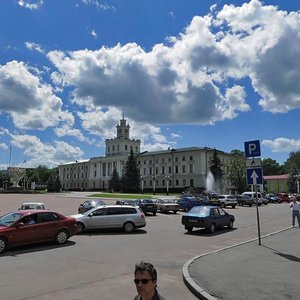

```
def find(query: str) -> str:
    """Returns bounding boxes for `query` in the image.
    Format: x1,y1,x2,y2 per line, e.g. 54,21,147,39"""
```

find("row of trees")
227,150,300,194
0,166,61,192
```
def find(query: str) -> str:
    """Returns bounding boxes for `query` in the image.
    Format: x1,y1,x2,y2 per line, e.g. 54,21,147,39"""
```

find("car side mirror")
16,222,25,228
88,213,93,217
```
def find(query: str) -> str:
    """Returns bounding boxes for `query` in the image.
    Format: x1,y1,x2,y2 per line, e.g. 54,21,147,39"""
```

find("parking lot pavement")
183,227,300,300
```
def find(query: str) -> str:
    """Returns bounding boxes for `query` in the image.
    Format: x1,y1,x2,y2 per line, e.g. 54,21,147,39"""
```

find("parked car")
115,200,139,206
265,194,282,203
217,195,238,208
236,195,254,207
177,196,204,212
18,202,46,210
135,199,157,215
277,192,290,203
78,200,106,214
181,205,235,233
155,199,179,214
242,192,268,206
70,205,146,234
0,210,76,254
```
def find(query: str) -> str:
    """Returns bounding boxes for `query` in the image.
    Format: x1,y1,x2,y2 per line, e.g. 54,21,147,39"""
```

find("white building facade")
58,117,234,193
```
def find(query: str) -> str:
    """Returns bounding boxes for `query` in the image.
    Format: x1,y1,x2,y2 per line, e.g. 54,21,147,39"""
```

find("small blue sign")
246,168,263,185
244,140,261,157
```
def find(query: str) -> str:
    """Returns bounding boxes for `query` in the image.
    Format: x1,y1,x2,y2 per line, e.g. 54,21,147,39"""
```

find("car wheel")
232,205,236,209
153,212,156,216
173,210,177,214
220,203,225,208
123,222,135,233
249,204,252,207
209,223,216,233
186,226,193,233
76,222,85,234
0,237,8,254
55,230,69,245
228,220,234,229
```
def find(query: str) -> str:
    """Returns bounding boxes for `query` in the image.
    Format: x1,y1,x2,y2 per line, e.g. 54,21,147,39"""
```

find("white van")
242,192,268,205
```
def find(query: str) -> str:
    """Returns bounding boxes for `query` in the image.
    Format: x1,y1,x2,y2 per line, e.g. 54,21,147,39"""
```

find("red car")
277,192,290,203
0,210,76,254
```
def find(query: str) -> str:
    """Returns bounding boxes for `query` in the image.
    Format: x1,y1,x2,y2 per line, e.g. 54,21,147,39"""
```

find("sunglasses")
134,279,154,285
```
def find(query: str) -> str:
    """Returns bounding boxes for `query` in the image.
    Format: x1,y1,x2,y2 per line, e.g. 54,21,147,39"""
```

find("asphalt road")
0,192,292,300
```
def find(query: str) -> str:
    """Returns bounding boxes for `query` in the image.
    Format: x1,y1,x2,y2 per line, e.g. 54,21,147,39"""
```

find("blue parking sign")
244,140,261,157
246,168,263,185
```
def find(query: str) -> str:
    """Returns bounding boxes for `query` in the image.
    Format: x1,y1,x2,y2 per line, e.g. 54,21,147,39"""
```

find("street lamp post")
140,175,144,194
152,175,157,195
165,175,170,195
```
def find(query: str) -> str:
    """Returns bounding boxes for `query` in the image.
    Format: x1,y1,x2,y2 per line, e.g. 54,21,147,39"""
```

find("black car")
135,199,157,215
182,205,235,233
78,200,106,214
177,196,204,212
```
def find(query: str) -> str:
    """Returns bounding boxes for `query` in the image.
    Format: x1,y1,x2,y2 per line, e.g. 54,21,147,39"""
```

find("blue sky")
1,0,300,169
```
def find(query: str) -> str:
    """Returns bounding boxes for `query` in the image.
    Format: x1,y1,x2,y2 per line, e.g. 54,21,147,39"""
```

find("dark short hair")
134,261,157,281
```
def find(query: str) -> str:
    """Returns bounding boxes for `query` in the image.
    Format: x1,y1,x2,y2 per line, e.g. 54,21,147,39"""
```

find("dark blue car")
177,196,210,212
181,205,235,233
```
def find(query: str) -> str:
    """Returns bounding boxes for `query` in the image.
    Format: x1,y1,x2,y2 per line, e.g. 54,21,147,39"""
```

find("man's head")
134,262,157,298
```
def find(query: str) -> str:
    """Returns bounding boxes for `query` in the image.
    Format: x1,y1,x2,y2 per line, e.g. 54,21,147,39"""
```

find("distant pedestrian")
290,197,300,227
134,261,166,300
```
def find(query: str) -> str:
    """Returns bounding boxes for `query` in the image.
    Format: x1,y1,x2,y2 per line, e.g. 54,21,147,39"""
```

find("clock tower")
105,113,140,157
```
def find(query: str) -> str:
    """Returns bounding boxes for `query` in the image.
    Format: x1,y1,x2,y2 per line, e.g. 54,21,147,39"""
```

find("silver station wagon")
70,205,146,234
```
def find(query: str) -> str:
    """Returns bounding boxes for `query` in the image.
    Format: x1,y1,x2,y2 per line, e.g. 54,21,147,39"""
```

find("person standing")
134,261,166,300
290,197,300,227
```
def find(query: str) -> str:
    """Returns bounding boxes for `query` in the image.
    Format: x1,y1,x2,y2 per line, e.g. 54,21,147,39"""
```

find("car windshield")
142,199,153,203
0,212,23,227
188,206,211,217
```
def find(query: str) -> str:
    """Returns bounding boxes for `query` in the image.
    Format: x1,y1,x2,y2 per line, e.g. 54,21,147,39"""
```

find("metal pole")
255,185,261,245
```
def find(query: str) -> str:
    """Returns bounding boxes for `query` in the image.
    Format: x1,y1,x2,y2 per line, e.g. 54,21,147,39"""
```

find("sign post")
244,140,262,245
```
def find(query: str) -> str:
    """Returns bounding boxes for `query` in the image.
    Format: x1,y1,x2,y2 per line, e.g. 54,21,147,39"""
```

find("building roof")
264,174,289,180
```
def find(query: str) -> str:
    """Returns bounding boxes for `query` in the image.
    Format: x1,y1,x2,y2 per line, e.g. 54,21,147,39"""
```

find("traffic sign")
245,158,262,168
244,140,261,157
246,168,263,185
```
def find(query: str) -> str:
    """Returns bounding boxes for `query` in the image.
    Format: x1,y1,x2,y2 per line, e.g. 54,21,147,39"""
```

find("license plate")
189,219,198,223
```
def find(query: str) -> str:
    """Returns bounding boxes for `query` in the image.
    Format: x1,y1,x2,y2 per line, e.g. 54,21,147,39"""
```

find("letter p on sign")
244,140,261,157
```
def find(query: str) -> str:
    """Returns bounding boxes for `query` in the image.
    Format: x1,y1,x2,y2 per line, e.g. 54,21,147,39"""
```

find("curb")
182,226,292,300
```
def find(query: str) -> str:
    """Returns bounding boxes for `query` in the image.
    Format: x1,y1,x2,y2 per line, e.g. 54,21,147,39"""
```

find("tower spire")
122,108,125,120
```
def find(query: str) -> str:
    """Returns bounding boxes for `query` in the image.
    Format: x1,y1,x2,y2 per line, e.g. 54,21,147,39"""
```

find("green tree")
287,166,298,193
262,158,282,175
27,165,52,183
226,151,248,194
122,150,140,193
209,149,224,193
47,174,62,192
108,167,121,192
282,151,300,174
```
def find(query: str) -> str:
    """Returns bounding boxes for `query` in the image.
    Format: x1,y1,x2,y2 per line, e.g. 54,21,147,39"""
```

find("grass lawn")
88,193,179,199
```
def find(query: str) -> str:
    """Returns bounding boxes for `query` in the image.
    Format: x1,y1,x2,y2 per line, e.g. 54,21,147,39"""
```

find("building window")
112,146,115,151
183,179,186,186
149,167,152,175
144,160,146,165
150,180,153,186
168,166,172,174
175,157,178,162
155,167,158,175
189,164,194,173
168,157,171,162
125,145,128,151
182,165,186,173
155,159,158,163
175,166,179,174
189,156,193,161
143,168,146,175
149,160,152,164
162,166,165,174
162,180,165,186
182,156,186,161
94,171,97,177
190,179,194,187
176,179,179,186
